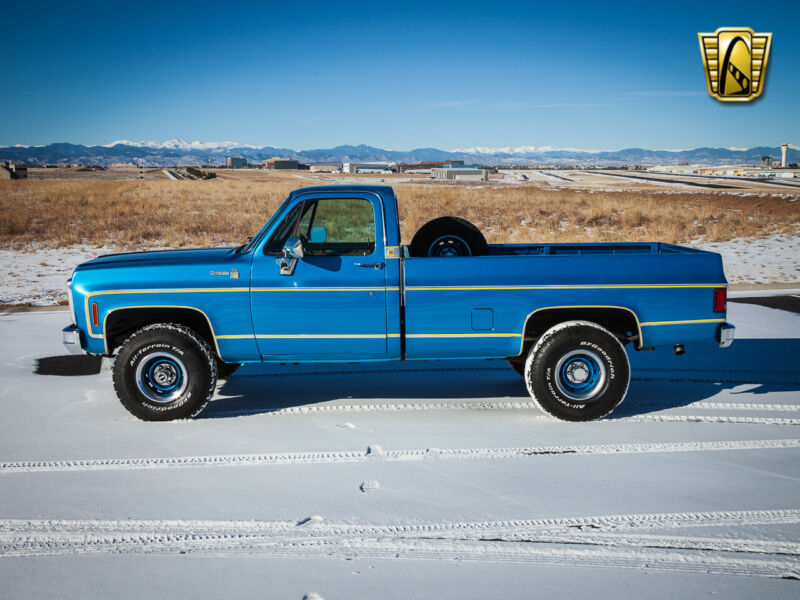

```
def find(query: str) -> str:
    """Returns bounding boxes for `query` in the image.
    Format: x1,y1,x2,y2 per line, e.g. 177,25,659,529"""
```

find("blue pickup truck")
63,185,734,421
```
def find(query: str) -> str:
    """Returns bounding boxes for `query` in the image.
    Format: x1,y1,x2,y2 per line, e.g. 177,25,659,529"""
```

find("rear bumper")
62,325,86,355
718,322,735,348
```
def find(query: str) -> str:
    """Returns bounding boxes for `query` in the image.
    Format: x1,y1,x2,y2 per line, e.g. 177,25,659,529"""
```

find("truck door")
250,192,388,359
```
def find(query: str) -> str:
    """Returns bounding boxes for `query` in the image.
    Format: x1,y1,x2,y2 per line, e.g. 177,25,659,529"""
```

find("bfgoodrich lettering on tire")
524,321,630,421
112,323,217,421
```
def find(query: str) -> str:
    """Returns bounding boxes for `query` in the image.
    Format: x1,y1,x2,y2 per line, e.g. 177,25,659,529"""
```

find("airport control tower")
781,143,789,167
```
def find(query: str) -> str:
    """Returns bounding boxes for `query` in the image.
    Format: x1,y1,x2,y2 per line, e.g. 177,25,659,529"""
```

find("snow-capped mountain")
0,141,797,167
451,145,601,154
102,139,264,151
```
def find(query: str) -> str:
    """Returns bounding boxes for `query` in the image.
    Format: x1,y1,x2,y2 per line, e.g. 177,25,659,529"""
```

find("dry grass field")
1,173,799,251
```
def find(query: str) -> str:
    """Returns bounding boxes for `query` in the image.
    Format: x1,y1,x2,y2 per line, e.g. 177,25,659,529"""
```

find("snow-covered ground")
1,245,116,306
1,301,799,598
3,234,798,307
695,235,800,285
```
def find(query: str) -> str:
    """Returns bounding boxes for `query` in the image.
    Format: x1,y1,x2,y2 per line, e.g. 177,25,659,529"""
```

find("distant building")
401,160,464,173
310,162,340,173
342,161,397,174
761,156,773,168
262,158,299,170
226,157,247,168
0,162,27,179
431,167,489,181
649,163,799,179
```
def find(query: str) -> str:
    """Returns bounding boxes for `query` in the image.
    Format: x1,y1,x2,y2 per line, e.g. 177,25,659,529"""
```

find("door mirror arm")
277,236,304,275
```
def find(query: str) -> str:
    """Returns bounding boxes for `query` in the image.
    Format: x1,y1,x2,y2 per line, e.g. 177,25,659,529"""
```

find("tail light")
92,302,99,327
713,288,727,313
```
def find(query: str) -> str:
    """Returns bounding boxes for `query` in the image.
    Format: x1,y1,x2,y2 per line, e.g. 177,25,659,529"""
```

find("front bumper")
62,325,86,355
718,323,735,348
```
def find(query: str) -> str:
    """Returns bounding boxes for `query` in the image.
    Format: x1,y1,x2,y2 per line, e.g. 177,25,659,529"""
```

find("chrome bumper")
62,325,85,355
718,323,735,348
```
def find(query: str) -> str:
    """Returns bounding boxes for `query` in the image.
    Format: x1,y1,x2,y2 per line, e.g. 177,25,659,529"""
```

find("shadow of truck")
198,338,800,419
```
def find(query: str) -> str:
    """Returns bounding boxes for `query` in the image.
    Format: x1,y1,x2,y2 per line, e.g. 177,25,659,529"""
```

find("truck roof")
288,184,395,198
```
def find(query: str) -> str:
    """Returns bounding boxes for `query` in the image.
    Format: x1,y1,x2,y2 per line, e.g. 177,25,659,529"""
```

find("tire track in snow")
5,508,798,536
203,400,800,419
633,376,800,385
629,401,800,412
2,438,799,474
2,510,799,578
233,365,800,384
625,415,800,426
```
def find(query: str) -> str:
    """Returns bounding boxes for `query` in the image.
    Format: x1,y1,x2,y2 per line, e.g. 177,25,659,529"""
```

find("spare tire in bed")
409,216,489,257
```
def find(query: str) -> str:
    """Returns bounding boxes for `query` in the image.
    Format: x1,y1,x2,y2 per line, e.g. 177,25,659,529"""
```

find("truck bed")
401,243,727,360
486,242,707,256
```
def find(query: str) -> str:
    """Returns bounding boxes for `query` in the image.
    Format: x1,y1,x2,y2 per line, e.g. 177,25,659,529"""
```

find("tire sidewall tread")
112,323,217,421
524,320,630,421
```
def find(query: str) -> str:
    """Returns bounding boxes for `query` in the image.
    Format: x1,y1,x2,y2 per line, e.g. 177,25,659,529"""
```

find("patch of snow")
695,234,800,285
0,245,116,306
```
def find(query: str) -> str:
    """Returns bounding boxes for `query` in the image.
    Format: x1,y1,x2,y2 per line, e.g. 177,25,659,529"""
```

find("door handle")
355,262,384,269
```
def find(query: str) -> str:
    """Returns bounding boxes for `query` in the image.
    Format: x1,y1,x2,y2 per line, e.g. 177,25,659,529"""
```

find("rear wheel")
112,323,217,421
409,216,488,257
524,321,630,421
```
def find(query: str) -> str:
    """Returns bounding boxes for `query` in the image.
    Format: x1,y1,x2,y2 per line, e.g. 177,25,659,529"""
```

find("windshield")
239,196,293,254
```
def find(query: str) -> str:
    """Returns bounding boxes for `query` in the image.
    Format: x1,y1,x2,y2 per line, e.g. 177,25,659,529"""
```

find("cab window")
267,198,376,256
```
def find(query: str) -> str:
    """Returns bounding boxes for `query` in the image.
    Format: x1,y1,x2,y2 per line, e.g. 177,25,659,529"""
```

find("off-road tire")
524,321,630,421
217,361,241,380
112,323,217,421
409,216,489,257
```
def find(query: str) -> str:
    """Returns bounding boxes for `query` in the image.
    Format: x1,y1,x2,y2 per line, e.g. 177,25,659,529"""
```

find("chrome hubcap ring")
135,351,188,403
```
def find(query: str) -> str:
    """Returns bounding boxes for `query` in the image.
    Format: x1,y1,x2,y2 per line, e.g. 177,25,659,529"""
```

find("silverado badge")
209,268,239,279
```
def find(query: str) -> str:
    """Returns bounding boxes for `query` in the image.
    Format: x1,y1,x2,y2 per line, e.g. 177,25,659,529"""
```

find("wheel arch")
103,305,221,358
516,305,643,356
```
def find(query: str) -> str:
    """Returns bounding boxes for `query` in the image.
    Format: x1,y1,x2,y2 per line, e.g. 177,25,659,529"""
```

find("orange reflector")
92,302,99,326
713,288,727,313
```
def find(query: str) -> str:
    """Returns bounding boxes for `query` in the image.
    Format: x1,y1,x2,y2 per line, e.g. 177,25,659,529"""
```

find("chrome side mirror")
277,236,304,275
283,236,305,259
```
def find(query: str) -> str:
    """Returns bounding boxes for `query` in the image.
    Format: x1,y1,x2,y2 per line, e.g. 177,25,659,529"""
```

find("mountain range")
0,140,797,167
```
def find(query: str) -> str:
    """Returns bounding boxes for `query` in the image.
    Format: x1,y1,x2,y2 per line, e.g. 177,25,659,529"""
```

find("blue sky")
1,0,798,150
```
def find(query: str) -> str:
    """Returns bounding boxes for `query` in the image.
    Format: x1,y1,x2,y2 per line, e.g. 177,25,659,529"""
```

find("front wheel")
112,323,217,421
524,321,630,421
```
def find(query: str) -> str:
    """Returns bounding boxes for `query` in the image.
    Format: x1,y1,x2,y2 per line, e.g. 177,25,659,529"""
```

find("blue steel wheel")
553,349,607,402
113,323,217,421
524,321,630,421
135,351,188,403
